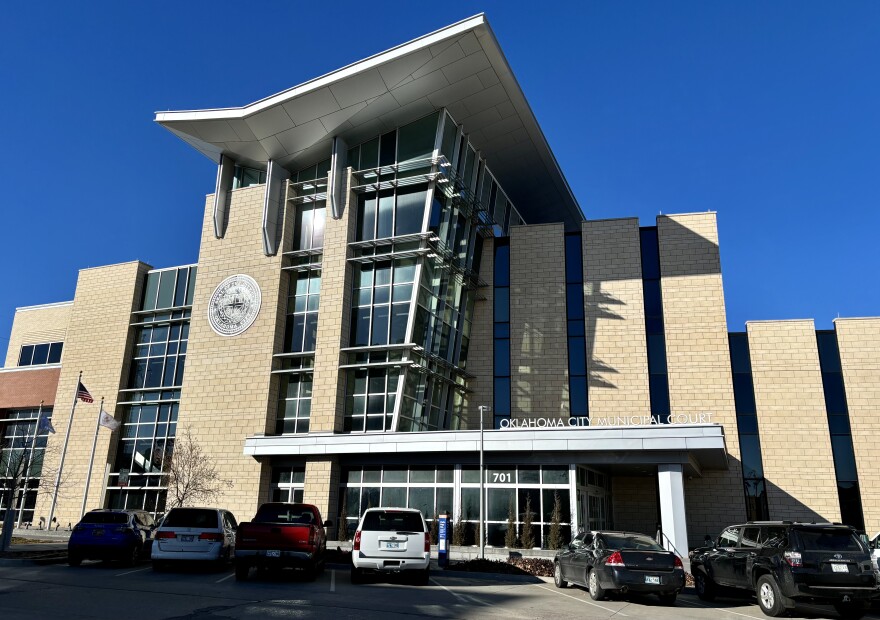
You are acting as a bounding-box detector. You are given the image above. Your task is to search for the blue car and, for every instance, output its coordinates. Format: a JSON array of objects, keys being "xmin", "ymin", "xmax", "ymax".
[{"xmin": 68, "ymin": 509, "xmax": 156, "ymax": 566}]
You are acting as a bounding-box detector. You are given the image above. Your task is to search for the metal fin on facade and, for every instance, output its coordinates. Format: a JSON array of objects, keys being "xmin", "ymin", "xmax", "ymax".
[
  {"xmin": 328, "ymin": 135, "xmax": 348, "ymax": 220},
  {"xmin": 212, "ymin": 154, "xmax": 234, "ymax": 238},
  {"xmin": 262, "ymin": 160, "xmax": 291, "ymax": 256}
]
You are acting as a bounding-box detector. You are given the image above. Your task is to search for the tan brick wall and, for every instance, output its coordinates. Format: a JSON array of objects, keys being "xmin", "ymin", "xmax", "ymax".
[
  {"xmin": 5, "ymin": 302, "xmax": 73, "ymax": 368},
  {"xmin": 612, "ymin": 476, "xmax": 658, "ymax": 535},
  {"xmin": 657, "ymin": 213, "xmax": 745, "ymax": 545},
  {"xmin": 34, "ymin": 261, "xmax": 150, "ymax": 527},
  {"xmin": 465, "ymin": 238, "xmax": 494, "ymax": 428},
  {"xmin": 176, "ymin": 185, "xmax": 288, "ymax": 522},
  {"xmin": 311, "ymin": 170, "xmax": 356, "ymax": 433},
  {"xmin": 748, "ymin": 320, "xmax": 840, "ymax": 522},
  {"xmin": 582, "ymin": 218, "xmax": 651, "ymax": 416},
  {"xmin": 303, "ymin": 458, "xmax": 340, "ymax": 524},
  {"xmin": 509, "ymin": 224, "xmax": 568, "ymax": 419},
  {"xmin": 835, "ymin": 318, "xmax": 880, "ymax": 533}
]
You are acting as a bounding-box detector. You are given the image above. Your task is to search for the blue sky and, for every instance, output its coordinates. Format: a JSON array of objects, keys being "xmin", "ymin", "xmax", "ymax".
[{"xmin": 1, "ymin": 1, "xmax": 878, "ymax": 357}]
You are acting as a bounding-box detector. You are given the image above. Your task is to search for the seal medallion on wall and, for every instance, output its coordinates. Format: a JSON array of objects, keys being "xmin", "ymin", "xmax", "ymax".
[{"xmin": 207, "ymin": 274, "xmax": 262, "ymax": 336}]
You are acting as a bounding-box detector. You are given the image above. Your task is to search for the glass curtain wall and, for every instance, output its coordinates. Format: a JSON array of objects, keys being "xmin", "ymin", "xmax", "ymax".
[
  {"xmin": 107, "ymin": 265, "xmax": 196, "ymax": 515},
  {"xmin": 344, "ymin": 109, "xmax": 522, "ymax": 433},
  {"xmin": 640, "ymin": 228, "xmax": 670, "ymax": 422},
  {"xmin": 0, "ymin": 408, "xmax": 53, "ymax": 524}
]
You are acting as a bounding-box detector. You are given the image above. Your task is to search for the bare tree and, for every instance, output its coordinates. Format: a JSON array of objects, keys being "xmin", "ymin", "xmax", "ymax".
[
  {"xmin": 547, "ymin": 491, "xmax": 564, "ymax": 550},
  {"xmin": 163, "ymin": 427, "xmax": 232, "ymax": 509}
]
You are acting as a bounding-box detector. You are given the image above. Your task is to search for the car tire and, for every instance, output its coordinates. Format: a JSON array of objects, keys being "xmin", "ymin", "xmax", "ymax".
[
  {"xmin": 68, "ymin": 553, "xmax": 82, "ymax": 567},
  {"xmin": 588, "ymin": 568, "xmax": 606, "ymax": 601},
  {"xmin": 756, "ymin": 575, "xmax": 785, "ymax": 617},
  {"xmin": 657, "ymin": 593, "xmax": 677, "ymax": 606},
  {"xmin": 833, "ymin": 602, "xmax": 867, "ymax": 620},
  {"xmin": 694, "ymin": 570, "xmax": 716, "ymax": 601},
  {"xmin": 304, "ymin": 561, "xmax": 318, "ymax": 581},
  {"xmin": 350, "ymin": 566, "xmax": 363, "ymax": 584},
  {"xmin": 553, "ymin": 561, "xmax": 568, "ymax": 588},
  {"xmin": 235, "ymin": 563, "xmax": 249, "ymax": 582},
  {"xmin": 416, "ymin": 568, "xmax": 430, "ymax": 586}
]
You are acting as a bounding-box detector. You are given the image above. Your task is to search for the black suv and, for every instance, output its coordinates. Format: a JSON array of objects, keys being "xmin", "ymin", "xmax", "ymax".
[{"xmin": 691, "ymin": 521, "xmax": 879, "ymax": 618}]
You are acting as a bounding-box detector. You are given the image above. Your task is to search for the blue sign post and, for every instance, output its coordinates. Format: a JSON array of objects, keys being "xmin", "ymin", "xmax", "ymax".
[{"xmin": 438, "ymin": 513, "xmax": 449, "ymax": 568}]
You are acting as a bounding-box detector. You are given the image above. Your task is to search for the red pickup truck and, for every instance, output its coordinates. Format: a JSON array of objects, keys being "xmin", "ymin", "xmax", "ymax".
[{"xmin": 234, "ymin": 502, "xmax": 330, "ymax": 581}]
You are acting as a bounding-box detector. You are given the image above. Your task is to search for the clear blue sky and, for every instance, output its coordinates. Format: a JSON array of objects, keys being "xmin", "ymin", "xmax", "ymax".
[{"xmin": 2, "ymin": 1, "xmax": 878, "ymax": 357}]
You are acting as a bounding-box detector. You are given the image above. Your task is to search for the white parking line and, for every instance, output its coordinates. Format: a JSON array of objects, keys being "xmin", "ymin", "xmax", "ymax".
[
  {"xmin": 330, "ymin": 569, "xmax": 335, "ymax": 593},
  {"xmin": 115, "ymin": 567, "xmax": 151, "ymax": 577},
  {"xmin": 535, "ymin": 585, "xmax": 629, "ymax": 617},
  {"xmin": 215, "ymin": 573, "xmax": 234, "ymax": 583},
  {"xmin": 677, "ymin": 597, "xmax": 763, "ymax": 619}
]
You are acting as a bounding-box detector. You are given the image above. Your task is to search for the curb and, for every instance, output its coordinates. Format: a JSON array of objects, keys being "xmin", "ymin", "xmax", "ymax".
[{"xmin": 0, "ymin": 554, "xmax": 67, "ymax": 567}]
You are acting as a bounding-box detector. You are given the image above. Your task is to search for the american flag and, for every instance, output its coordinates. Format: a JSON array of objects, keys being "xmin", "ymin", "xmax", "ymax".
[{"xmin": 76, "ymin": 381, "xmax": 94, "ymax": 403}]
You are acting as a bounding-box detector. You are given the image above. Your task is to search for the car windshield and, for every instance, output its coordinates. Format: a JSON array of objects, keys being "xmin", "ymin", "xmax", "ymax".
[
  {"xmin": 255, "ymin": 504, "xmax": 316, "ymax": 525},
  {"xmin": 80, "ymin": 512, "xmax": 129, "ymax": 524},
  {"xmin": 601, "ymin": 534, "xmax": 663, "ymax": 551},
  {"xmin": 162, "ymin": 508, "xmax": 219, "ymax": 528},
  {"xmin": 362, "ymin": 511, "xmax": 424, "ymax": 532},
  {"xmin": 796, "ymin": 529, "xmax": 864, "ymax": 552}
]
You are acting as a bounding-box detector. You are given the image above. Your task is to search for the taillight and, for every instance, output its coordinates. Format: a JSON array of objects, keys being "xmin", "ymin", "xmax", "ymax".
[
  {"xmin": 425, "ymin": 532, "xmax": 431, "ymax": 553},
  {"xmin": 156, "ymin": 531, "xmax": 176, "ymax": 539},
  {"xmin": 309, "ymin": 528, "xmax": 316, "ymax": 547},
  {"xmin": 674, "ymin": 556, "xmax": 683, "ymax": 568},
  {"xmin": 784, "ymin": 551, "xmax": 803, "ymax": 567},
  {"xmin": 353, "ymin": 531, "xmax": 362, "ymax": 551},
  {"xmin": 113, "ymin": 526, "xmax": 133, "ymax": 534},
  {"xmin": 199, "ymin": 532, "xmax": 224, "ymax": 541},
  {"xmin": 605, "ymin": 551, "xmax": 625, "ymax": 567}
]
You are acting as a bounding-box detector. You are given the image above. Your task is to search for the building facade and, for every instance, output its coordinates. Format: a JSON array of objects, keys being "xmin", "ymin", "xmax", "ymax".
[{"xmin": 2, "ymin": 15, "xmax": 878, "ymax": 557}]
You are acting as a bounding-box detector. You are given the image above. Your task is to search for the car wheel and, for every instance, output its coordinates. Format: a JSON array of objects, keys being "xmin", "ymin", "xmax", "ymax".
[
  {"xmin": 553, "ymin": 562, "xmax": 568, "ymax": 588},
  {"xmin": 657, "ymin": 592, "xmax": 677, "ymax": 606},
  {"xmin": 833, "ymin": 601, "xmax": 867, "ymax": 620},
  {"xmin": 588, "ymin": 568, "xmax": 606, "ymax": 601},
  {"xmin": 304, "ymin": 561, "xmax": 318, "ymax": 581},
  {"xmin": 350, "ymin": 566, "xmax": 363, "ymax": 584},
  {"xmin": 415, "ymin": 568, "xmax": 430, "ymax": 586},
  {"xmin": 756, "ymin": 575, "xmax": 785, "ymax": 617},
  {"xmin": 235, "ymin": 563, "xmax": 249, "ymax": 582},
  {"xmin": 694, "ymin": 570, "xmax": 716, "ymax": 601},
  {"xmin": 68, "ymin": 553, "xmax": 82, "ymax": 567}
]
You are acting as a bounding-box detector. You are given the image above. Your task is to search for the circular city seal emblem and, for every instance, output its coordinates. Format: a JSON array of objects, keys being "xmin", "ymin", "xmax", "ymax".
[{"xmin": 207, "ymin": 274, "xmax": 262, "ymax": 336}]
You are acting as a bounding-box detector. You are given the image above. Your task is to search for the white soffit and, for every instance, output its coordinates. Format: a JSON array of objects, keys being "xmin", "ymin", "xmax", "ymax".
[{"xmin": 155, "ymin": 14, "xmax": 583, "ymax": 227}]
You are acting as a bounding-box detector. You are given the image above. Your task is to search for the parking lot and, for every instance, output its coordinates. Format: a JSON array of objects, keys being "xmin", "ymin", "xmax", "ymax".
[{"xmin": 1, "ymin": 561, "xmax": 879, "ymax": 620}]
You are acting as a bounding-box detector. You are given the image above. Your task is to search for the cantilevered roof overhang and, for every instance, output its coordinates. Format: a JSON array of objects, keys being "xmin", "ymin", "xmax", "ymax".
[{"xmin": 155, "ymin": 14, "xmax": 584, "ymax": 228}]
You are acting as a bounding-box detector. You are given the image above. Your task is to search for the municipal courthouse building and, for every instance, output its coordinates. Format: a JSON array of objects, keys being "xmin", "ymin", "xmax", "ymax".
[{"xmin": 2, "ymin": 15, "xmax": 878, "ymax": 557}]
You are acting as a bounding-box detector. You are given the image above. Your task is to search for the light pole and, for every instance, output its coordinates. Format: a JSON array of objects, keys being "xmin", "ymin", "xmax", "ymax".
[{"xmin": 478, "ymin": 405, "xmax": 490, "ymax": 560}]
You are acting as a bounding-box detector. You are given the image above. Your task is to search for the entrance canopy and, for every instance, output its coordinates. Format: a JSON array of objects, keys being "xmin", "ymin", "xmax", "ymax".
[{"xmin": 244, "ymin": 423, "xmax": 729, "ymax": 478}]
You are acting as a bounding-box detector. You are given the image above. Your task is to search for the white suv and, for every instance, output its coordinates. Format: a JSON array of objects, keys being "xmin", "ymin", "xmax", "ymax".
[{"xmin": 351, "ymin": 507, "xmax": 430, "ymax": 585}]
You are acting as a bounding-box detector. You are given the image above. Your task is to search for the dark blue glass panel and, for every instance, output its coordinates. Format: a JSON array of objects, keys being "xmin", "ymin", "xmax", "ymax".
[
  {"xmin": 566, "ymin": 284, "xmax": 585, "ymax": 320},
  {"xmin": 352, "ymin": 308, "xmax": 371, "ymax": 346},
  {"xmin": 743, "ymin": 478, "xmax": 769, "ymax": 521},
  {"xmin": 493, "ymin": 377, "xmax": 511, "ymax": 414},
  {"xmin": 493, "ymin": 241, "xmax": 510, "ymax": 287},
  {"xmin": 47, "ymin": 342, "xmax": 63, "ymax": 364},
  {"xmin": 647, "ymin": 335, "xmax": 667, "ymax": 374},
  {"xmin": 379, "ymin": 130, "xmax": 397, "ymax": 166},
  {"xmin": 371, "ymin": 306, "xmax": 389, "ymax": 346},
  {"xmin": 361, "ymin": 138, "xmax": 379, "ymax": 169},
  {"xmin": 494, "ymin": 323, "xmax": 510, "ymax": 338},
  {"xmin": 821, "ymin": 372, "xmax": 848, "ymax": 415},
  {"xmin": 816, "ymin": 331, "xmax": 842, "ymax": 372},
  {"xmin": 831, "ymin": 435, "xmax": 859, "ymax": 481},
  {"xmin": 568, "ymin": 337, "xmax": 586, "ymax": 376},
  {"xmin": 649, "ymin": 374, "xmax": 670, "ymax": 417},
  {"xmin": 395, "ymin": 187, "xmax": 427, "ymax": 236},
  {"xmin": 732, "ymin": 374, "xmax": 757, "ymax": 414},
  {"xmin": 828, "ymin": 414, "xmax": 851, "ymax": 435},
  {"xmin": 642, "ymin": 279, "xmax": 663, "ymax": 319},
  {"xmin": 31, "ymin": 343, "xmax": 50, "ymax": 365},
  {"xmin": 494, "ymin": 288, "xmax": 509, "ymax": 323},
  {"xmin": 18, "ymin": 345, "xmax": 34, "ymax": 366},
  {"xmin": 739, "ymin": 434, "xmax": 765, "ymax": 479},
  {"xmin": 357, "ymin": 194, "xmax": 377, "ymax": 241},
  {"xmin": 736, "ymin": 414, "xmax": 759, "ymax": 434},
  {"xmin": 728, "ymin": 333, "xmax": 752, "ymax": 374},
  {"xmin": 837, "ymin": 481, "xmax": 865, "ymax": 531},
  {"xmin": 639, "ymin": 227, "xmax": 660, "ymax": 279},
  {"xmin": 494, "ymin": 338, "xmax": 510, "ymax": 377},
  {"xmin": 303, "ymin": 314, "xmax": 318, "ymax": 351},
  {"xmin": 569, "ymin": 377, "xmax": 588, "ymax": 416},
  {"xmin": 567, "ymin": 320, "xmax": 585, "ymax": 337},
  {"xmin": 390, "ymin": 304, "xmax": 409, "ymax": 345},
  {"xmin": 564, "ymin": 234, "xmax": 584, "ymax": 283},
  {"xmin": 645, "ymin": 316, "xmax": 664, "ymax": 335},
  {"xmin": 377, "ymin": 190, "xmax": 394, "ymax": 238},
  {"xmin": 173, "ymin": 268, "xmax": 188, "ymax": 307}
]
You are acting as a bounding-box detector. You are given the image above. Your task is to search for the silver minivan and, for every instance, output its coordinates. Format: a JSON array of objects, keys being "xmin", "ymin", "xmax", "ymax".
[
  {"xmin": 151, "ymin": 507, "xmax": 237, "ymax": 569},
  {"xmin": 351, "ymin": 507, "xmax": 430, "ymax": 585}
]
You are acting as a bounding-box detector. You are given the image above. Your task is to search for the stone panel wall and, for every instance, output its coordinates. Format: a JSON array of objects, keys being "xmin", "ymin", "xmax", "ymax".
[
  {"xmin": 748, "ymin": 320, "xmax": 841, "ymax": 522},
  {"xmin": 834, "ymin": 318, "xmax": 880, "ymax": 533},
  {"xmin": 612, "ymin": 475, "xmax": 658, "ymax": 535},
  {"xmin": 465, "ymin": 238, "xmax": 494, "ymax": 429},
  {"xmin": 5, "ymin": 303, "xmax": 73, "ymax": 368}
]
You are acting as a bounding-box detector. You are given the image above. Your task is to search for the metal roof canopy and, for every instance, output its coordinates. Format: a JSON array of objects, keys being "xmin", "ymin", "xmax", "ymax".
[{"xmin": 154, "ymin": 14, "xmax": 584, "ymax": 228}]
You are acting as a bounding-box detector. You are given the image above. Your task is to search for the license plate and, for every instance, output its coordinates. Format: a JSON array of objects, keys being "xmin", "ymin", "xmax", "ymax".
[
  {"xmin": 384, "ymin": 541, "xmax": 401, "ymax": 550},
  {"xmin": 266, "ymin": 550, "xmax": 281, "ymax": 558},
  {"xmin": 181, "ymin": 535, "xmax": 194, "ymax": 542},
  {"xmin": 645, "ymin": 575, "xmax": 661, "ymax": 585},
  {"xmin": 832, "ymin": 563, "xmax": 849, "ymax": 573}
]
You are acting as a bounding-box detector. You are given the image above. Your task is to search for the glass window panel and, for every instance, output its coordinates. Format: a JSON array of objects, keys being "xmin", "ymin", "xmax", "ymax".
[
  {"xmin": 363, "ymin": 468, "xmax": 381, "ymax": 483},
  {"xmin": 346, "ymin": 468, "xmax": 362, "ymax": 483},
  {"xmin": 728, "ymin": 333, "xmax": 752, "ymax": 373},
  {"xmin": 494, "ymin": 377, "xmax": 510, "ymax": 415},
  {"xmin": 157, "ymin": 271, "xmax": 175, "ymax": 309},
  {"xmin": 461, "ymin": 466, "xmax": 480, "ymax": 484},
  {"xmin": 360, "ymin": 138, "xmax": 379, "ymax": 169},
  {"xmin": 493, "ymin": 288, "xmax": 509, "ymax": 323},
  {"xmin": 822, "ymin": 372, "xmax": 848, "ymax": 414},
  {"xmin": 494, "ymin": 323, "xmax": 510, "ymax": 338},
  {"xmin": 142, "ymin": 272, "xmax": 160, "ymax": 311},
  {"xmin": 395, "ymin": 188, "xmax": 427, "ymax": 235},
  {"xmin": 568, "ymin": 337, "xmax": 586, "ymax": 376},
  {"xmin": 174, "ymin": 355, "xmax": 186, "ymax": 385},
  {"xmin": 649, "ymin": 374, "xmax": 670, "ymax": 416},
  {"xmin": 32, "ymin": 343, "xmax": 50, "ymax": 365},
  {"xmin": 517, "ymin": 488, "xmax": 540, "ymax": 522},
  {"xmin": 639, "ymin": 228, "xmax": 660, "ymax": 279},
  {"xmin": 410, "ymin": 468, "xmax": 434, "ymax": 483},
  {"xmin": 542, "ymin": 489, "xmax": 570, "ymax": 522},
  {"xmin": 162, "ymin": 358, "xmax": 177, "ymax": 386},
  {"xmin": 360, "ymin": 487, "xmax": 381, "ymax": 512},
  {"xmin": 739, "ymin": 434, "xmax": 765, "ymax": 479},
  {"xmin": 357, "ymin": 194, "xmax": 376, "ymax": 241},
  {"xmin": 736, "ymin": 415, "xmax": 759, "ymax": 434},
  {"xmin": 647, "ymin": 334, "xmax": 667, "ymax": 374},
  {"xmin": 837, "ymin": 481, "xmax": 865, "ymax": 531},
  {"xmin": 173, "ymin": 268, "xmax": 188, "ymax": 307},
  {"xmin": 379, "ymin": 130, "xmax": 397, "ymax": 166},
  {"xmin": 377, "ymin": 191, "xmax": 394, "ymax": 238},
  {"xmin": 409, "ymin": 487, "xmax": 434, "ymax": 517},
  {"xmin": 367, "ymin": 395, "xmax": 385, "ymax": 414},
  {"xmin": 383, "ymin": 467, "xmax": 407, "ymax": 483},
  {"xmin": 542, "ymin": 466, "xmax": 569, "ymax": 485},
  {"xmin": 352, "ymin": 308, "xmax": 371, "ymax": 346},
  {"xmin": 185, "ymin": 268, "xmax": 197, "ymax": 306},
  {"xmin": 390, "ymin": 304, "xmax": 409, "ymax": 345},
  {"xmin": 375, "ymin": 262, "xmax": 392, "ymax": 286},
  {"xmin": 296, "ymin": 206, "xmax": 314, "ymax": 250},
  {"xmin": 371, "ymin": 305, "xmax": 389, "ymax": 345},
  {"xmin": 732, "ymin": 374, "xmax": 757, "ymax": 414},
  {"xmin": 145, "ymin": 359, "xmax": 164, "ymax": 388},
  {"xmin": 460, "ymin": 488, "xmax": 480, "ymax": 521},
  {"xmin": 831, "ymin": 435, "xmax": 859, "ymax": 481},
  {"xmin": 312, "ymin": 206, "xmax": 326, "ymax": 248},
  {"xmin": 817, "ymin": 332, "xmax": 842, "ymax": 372},
  {"xmin": 436, "ymin": 487, "xmax": 453, "ymax": 516},
  {"xmin": 518, "ymin": 467, "xmax": 539, "ymax": 484},
  {"xmin": 382, "ymin": 486, "xmax": 406, "ymax": 508},
  {"xmin": 494, "ymin": 339, "xmax": 510, "ymax": 377},
  {"xmin": 437, "ymin": 467, "xmax": 453, "ymax": 483},
  {"xmin": 488, "ymin": 488, "xmax": 514, "ymax": 521},
  {"xmin": 18, "ymin": 345, "xmax": 34, "ymax": 366},
  {"xmin": 493, "ymin": 242, "xmax": 510, "ymax": 286},
  {"xmin": 828, "ymin": 414, "xmax": 851, "ymax": 435},
  {"xmin": 440, "ymin": 113, "xmax": 457, "ymax": 162},
  {"xmin": 398, "ymin": 112, "xmax": 438, "ymax": 163},
  {"xmin": 566, "ymin": 284, "xmax": 585, "ymax": 320},
  {"xmin": 643, "ymin": 279, "xmax": 663, "ymax": 318},
  {"xmin": 303, "ymin": 315, "xmax": 318, "ymax": 352},
  {"xmin": 47, "ymin": 342, "xmax": 63, "ymax": 364},
  {"xmin": 569, "ymin": 377, "xmax": 588, "ymax": 416},
  {"xmin": 564, "ymin": 234, "xmax": 584, "ymax": 283}
]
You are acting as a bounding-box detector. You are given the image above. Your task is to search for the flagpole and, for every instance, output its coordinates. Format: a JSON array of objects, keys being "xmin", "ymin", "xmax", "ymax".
[
  {"xmin": 48, "ymin": 370, "xmax": 82, "ymax": 530},
  {"xmin": 16, "ymin": 400, "xmax": 43, "ymax": 529},
  {"xmin": 80, "ymin": 397, "xmax": 104, "ymax": 519}
]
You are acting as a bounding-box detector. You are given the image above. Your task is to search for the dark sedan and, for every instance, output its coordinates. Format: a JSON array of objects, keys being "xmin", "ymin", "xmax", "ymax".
[{"xmin": 554, "ymin": 530, "xmax": 685, "ymax": 604}]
